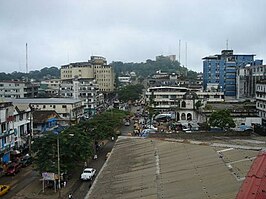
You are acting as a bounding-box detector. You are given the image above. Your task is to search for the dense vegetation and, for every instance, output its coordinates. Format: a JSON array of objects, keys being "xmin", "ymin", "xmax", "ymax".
[
  {"xmin": 0, "ymin": 57, "xmax": 198, "ymax": 81},
  {"xmin": 111, "ymin": 57, "xmax": 198, "ymax": 79},
  {"xmin": 0, "ymin": 67, "xmax": 60, "ymax": 81},
  {"xmin": 208, "ymin": 110, "xmax": 236, "ymax": 130},
  {"xmin": 32, "ymin": 109, "xmax": 129, "ymax": 175},
  {"xmin": 117, "ymin": 84, "xmax": 144, "ymax": 103}
]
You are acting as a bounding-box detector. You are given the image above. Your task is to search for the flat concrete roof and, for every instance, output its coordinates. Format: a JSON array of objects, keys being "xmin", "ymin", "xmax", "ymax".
[
  {"xmin": 6, "ymin": 98, "xmax": 82, "ymax": 104},
  {"xmin": 87, "ymin": 136, "xmax": 258, "ymax": 199}
]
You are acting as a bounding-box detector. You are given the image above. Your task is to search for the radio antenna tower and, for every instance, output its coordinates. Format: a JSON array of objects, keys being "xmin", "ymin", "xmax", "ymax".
[
  {"xmin": 26, "ymin": 43, "xmax": 28, "ymax": 74},
  {"xmin": 185, "ymin": 42, "xmax": 187, "ymax": 67},
  {"xmin": 178, "ymin": 40, "xmax": 181, "ymax": 65}
]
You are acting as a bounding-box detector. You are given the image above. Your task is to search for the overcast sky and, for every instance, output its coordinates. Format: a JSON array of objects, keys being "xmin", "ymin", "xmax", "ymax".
[{"xmin": 0, "ymin": 0, "xmax": 265, "ymax": 73}]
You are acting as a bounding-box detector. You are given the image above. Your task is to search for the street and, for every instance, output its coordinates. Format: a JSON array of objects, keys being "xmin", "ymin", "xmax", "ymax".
[
  {"xmin": 0, "ymin": 103, "xmax": 140, "ymax": 199},
  {"xmin": 71, "ymin": 140, "xmax": 116, "ymax": 199},
  {"xmin": 0, "ymin": 120, "xmax": 135, "ymax": 199}
]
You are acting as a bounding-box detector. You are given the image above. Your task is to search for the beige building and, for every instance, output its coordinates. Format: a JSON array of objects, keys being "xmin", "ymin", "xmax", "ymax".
[
  {"xmin": 40, "ymin": 79, "xmax": 61, "ymax": 95},
  {"xmin": 61, "ymin": 56, "xmax": 115, "ymax": 92}
]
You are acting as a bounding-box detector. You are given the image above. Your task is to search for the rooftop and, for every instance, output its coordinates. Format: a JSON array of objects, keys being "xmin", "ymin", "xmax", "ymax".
[
  {"xmin": 6, "ymin": 98, "xmax": 82, "ymax": 104},
  {"xmin": 87, "ymin": 136, "xmax": 260, "ymax": 199}
]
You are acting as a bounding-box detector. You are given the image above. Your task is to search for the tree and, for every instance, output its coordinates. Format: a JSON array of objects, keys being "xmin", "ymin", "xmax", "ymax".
[
  {"xmin": 111, "ymin": 58, "xmax": 188, "ymax": 78},
  {"xmin": 32, "ymin": 128, "xmax": 93, "ymax": 174},
  {"xmin": 32, "ymin": 109, "xmax": 129, "ymax": 175},
  {"xmin": 0, "ymin": 67, "xmax": 60, "ymax": 81},
  {"xmin": 117, "ymin": 84, "xmax": 144, "ymax": 103},
  {"xmin": 195, "ymin": 100, "xmax": 203, "ymax": 110},
  {"xmin": 208, "ymin": 110, "xmax": 235, "ymax": 130}
]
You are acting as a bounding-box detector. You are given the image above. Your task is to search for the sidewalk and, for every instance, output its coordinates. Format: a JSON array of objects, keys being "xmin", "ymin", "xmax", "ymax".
[{"xmin": 11, "ymin": 140, "xmax": 112, "ymax": 199}]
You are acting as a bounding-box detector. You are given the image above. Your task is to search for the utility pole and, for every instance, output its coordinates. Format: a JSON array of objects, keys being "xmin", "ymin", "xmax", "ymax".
[
  {"xmin": 57, "ymin": 134, "xmax": 61, "ymax": 198},
  {"xmin": 29, "ymin": 106, "xmax": 34, "ymax": 156}
]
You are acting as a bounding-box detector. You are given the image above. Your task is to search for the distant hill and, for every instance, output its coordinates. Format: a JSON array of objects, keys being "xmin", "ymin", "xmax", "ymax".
[
  {"xmin": 0, "ymin": 67, "xmax": 60, "ymax": 81},
  {"xmin": 111, "ymin": 58, "xmax": 198, "ymax": 79},
  {"xmin": 0, "ymin": 58, "xmax": 198, "ymax": 81}
]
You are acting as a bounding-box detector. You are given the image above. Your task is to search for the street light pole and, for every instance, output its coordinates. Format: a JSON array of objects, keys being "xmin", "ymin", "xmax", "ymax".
[
  {"xmin": 29, "ymin": 109, "xmax": 34, "ymax": 155},
  {"xmin": 57, "ymin": 135, "xmax": 61, "ymax": 198}
]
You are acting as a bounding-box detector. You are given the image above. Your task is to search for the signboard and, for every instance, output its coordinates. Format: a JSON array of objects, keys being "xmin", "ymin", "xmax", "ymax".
[{"xmin": 42, "ymin": 172, "xmax": 55, "ymax": 181}]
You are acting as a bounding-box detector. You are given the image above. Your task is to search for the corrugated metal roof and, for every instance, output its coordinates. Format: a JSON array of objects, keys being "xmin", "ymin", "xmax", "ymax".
[
  {"xmin": 236, "ymin": 151, "xmax": 266, "ymax": 199},
  {"xmin": 87, "ymin": 137, "xmax": 244, "ymax": 199}
]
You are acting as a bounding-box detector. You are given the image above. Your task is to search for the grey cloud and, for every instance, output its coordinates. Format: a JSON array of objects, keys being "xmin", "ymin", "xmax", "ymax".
[{"xmin": 0, "ymin": 0, "xmax": 265, "ymax": 73}]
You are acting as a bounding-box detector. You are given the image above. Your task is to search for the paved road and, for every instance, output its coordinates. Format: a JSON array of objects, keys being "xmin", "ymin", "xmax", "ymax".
[
  {"xmin": 1, "ymin": 164, "xmax": 39, "ymax": 199},
  {"xmin": 71, "ymin": 140, "xmax": 116, "ymax": 199},
  {"xmin": 0, "ymin": 110, "xmax": 136, "ymax": 199}
]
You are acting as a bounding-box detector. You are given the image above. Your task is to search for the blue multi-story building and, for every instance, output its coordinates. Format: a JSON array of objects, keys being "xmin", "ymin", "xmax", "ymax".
[{"xmin": 203, "ymin": 50, "xmax": 263, "ymax": 97}]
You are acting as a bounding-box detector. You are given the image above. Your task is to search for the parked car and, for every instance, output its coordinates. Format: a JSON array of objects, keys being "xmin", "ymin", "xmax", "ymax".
[
  {"xmin": 80, "ymin": 168, "xmax": 96, "ymax": 181},
  {"xmin": 6, "ymin": 163, "xmax": 21, "ymax": 176},
  {"xmin": 124, "ymin": 121, "xmax": 130, "ymax": 126},
  {"xmin": 0, "ymin": 185, "xmax": 11, "ymax": 196},
  {"xmin": 20, "ymin": 155, "xmax": 33, "ymax": 167},
  {"xmin": 144, "ymin": 125, "xmax": 158, "ymax": 131}
]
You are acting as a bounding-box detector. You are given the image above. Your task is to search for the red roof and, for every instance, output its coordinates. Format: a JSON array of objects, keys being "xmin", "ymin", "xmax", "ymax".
[{"xmin": 236, "ymin": 151, "xmax": 266, "ymax": 199}]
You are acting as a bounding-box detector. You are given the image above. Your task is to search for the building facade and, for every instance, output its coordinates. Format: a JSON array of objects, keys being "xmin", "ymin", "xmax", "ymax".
[
  {"xmin": 61, "ymin": 56, "xmax": 115, "ymax": 92},
  {"xmin": 236, "ymin": 64, "xmax": 266, "ymax": 99},
  {"xmin": 0, "ymin": 101, "xmax": 15, "ymax": 164},
  {"xmin": 39, "ymin": 79, "xmax": 61, "ymax": 96},
  {"xmin": 0, "ymin": 101, "xmax": 31, "ymax": 164},
  {"xmin": 145, "ymin": 86, "xmax": 224, "ymax": 121},
  {"xmin": 8, "ymin": 98, "xmax": 84, "ymax": 125},
  {"xmin": 0, "ymin": 81, "xmax": 39, "ymax": 98},
  {"xmin": 256, "ymin": 80, "xmax": 266, "ymax": 125},
  {"xmin": 61, "ymin": 79, "xmax": 101, "ymax": 116},
  {"xmin": 203, "ymin": 50, "xmax": 263, "ymax": 97}
]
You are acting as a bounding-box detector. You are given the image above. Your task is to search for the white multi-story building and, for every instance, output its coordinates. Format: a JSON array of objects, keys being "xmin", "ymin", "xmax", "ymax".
[
  {"xmin": 61, "ymin": 79, "xmax": 101, "ymax": 116},
  {"xmin": 0, "ymin": 81, "xmax": 39, "ymax": 98},
  {"xmin": 236, "ymin": 64, "xmax": 266, "ymax": 99},
  {"xmin": 0, "ymin": 101, "xmax": 15, "ymax": 164},
  {"xmin": 145, "ymin": 86, "xmax": 224, "ymax": 121},
  {"xmin": 256, "ymin": 80, "xmax": 266, "ymax": 125},
  {"xmin": 0, "ymin": 101, "xmax": 31, "ymax": 164},
  {"xmin": 118, "ymin": 76, "xmax": 131, "ymax": 84},
  {"xmin": 61, "ymin": 56, "xmax": 115, "ymax": 92}
]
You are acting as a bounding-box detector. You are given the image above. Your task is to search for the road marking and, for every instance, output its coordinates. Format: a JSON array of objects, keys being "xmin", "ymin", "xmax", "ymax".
[
  {"xmin": 217, "ymin": 148, "xmax": 234, "ymax": 153},
  {"xmin": 226, "ymin": 157, "xmax": 256, "ymax": 165}
]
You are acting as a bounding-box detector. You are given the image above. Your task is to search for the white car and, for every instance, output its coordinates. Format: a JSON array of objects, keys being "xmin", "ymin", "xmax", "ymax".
[
  {"xmin": 80, "ymin": 168, "xmax": 96, "ymax": 181},
  {"xmin": 124, "ymin": 121, "xmax": 130, "ymax": 126},
  {"xmin": 145, "ymin": 125, "xmax": 158, "ymax": 131}
]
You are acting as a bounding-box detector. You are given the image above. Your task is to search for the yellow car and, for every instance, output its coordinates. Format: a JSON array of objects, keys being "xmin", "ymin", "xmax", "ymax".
[{"xmin": 0, "ymin": 185, "xmax": 11, "ymax": 196}]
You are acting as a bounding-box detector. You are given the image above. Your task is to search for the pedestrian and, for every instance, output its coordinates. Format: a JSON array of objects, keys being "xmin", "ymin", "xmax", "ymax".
[
  {"xmin": 84, "ymin": 161, "xmax": 87, "ymax": 168},
  {"xmin": 68, "ymin": 193, "xmax": 73, "ymax": 199},
  {"xmin": 94, "ymin": 154, "xmax": 98, "ymax": 160}
]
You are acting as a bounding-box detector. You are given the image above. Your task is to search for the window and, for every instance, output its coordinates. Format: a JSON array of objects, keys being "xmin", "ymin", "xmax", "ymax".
[{"xmin": 62, "ymin": 105, "xmax": 66, "ymax": 108}]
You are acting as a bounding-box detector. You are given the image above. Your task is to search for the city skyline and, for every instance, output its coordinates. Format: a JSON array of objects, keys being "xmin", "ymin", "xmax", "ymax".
[{"xmin": 0, "ymin": 0, "xmax": 266, "ymax": 73}]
